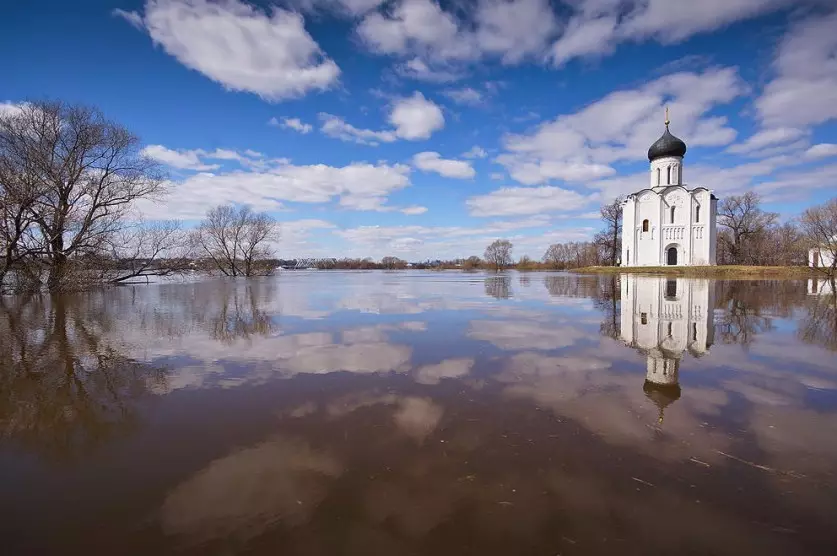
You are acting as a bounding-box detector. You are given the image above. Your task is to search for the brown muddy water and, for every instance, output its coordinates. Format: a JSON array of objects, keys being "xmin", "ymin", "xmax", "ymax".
[{"xmin": 1, "ymin": 271, "xmax": 836, "ymax": 555}]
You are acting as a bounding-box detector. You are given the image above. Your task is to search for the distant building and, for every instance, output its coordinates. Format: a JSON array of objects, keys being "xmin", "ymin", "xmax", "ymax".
[
  {"xmin": 620, "ymin": 275, "xmax": 715, "ymax": 423},
  {"xmin": 621, "ymin": 111, "xmax": 718, "ymax": 266},
  {"xmin": 808, "ymin": 245, "xmax": 835, "ymax": 269}
]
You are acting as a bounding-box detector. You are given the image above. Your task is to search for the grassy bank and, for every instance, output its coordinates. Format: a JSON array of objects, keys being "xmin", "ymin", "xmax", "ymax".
[{"xmin": 571, "ymin": 265, "xmax": 821, "ymax": 278}]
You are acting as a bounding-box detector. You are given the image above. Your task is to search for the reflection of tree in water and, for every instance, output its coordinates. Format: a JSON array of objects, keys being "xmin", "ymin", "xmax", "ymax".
[
  {"xmin": 593, "ymin": 275, "xmax": 621, "ymax": 340},
  {"xmin": 206, "ymin": 282, "xmax": 274, "ymax": 343},
  {"xmin": 544, "ymin": 275, "xmax": 621, "ymax": 340},
  {"xmin": 518, "ymin": 273, "xmax": 531, "ymax": 287},
  {"xmin": 484, "ymin": 275, "xmax": 512, "ymax": 299},
  {"xmin": 714, "ymin": 281, "xmax": 805, "ymax": 346},
  {"xmin": 798, "ymin": 287, "xmax": 837, "ymax": 351},
  {"xmin": 0, "ymin": 295, "xmax": 167, "ymax": 461},
  {"xmin": 543, "ymin": 275, "xmax": 603, "ymax": 298}
]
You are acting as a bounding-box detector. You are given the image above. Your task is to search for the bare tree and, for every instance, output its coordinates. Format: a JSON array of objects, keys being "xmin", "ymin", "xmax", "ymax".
[
  {"xmin": 99, "ymin": 220, "xmax": 190, "ymax": 284},
  {"xmin": 462, "ymin": 255, "xmax": 482, "ymax": 270},
  {"xmin": 595, "ymin": 196, "xmax": 624, "ymax": 266},
  {"xmin": 381, "ymin": 256, "xmax": 407, "ymax": 269},
  {"xmin": 543, "ymin": 243, "xmax": 568, "ymax": 269},
  {"xmin": 484, "ymin": 239, "xmax": 512, "ymax": 271},
  {"xmin": 801, "ymin": 198, "xmax": 837, "ymax": 277},
  {"xmin": 192, "ymin": 205, "xmax": 278, "ymax": 277},
  {"xmin": 0, "ymin": 101, "xmax": 165, "ymax": 292},
  {"xmin": 0, "ymin": 128, "xmax": 43, "ymax": 290},
  {"xmin": 717, "ymin": 192, "xmax": 778, "ymax": 265}
]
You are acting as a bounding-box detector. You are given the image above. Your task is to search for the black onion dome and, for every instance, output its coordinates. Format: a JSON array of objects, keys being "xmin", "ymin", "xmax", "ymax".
[{"xmin": 648, "ymin": 125, "xmax": 687, "ymax": 161}]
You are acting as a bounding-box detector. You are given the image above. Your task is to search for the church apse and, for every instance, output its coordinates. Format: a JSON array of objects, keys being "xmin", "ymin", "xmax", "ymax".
[{"xmin": 619, "ymin": 275, "xmax": 715, "ymax": 423}]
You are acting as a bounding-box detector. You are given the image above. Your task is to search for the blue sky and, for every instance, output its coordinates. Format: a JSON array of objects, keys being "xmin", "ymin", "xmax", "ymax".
[{"xmin": 2, "ymin": 0, "xmax": 837, "ymax": 260}]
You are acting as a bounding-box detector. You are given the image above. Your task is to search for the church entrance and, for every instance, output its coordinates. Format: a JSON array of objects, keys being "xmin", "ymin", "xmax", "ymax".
[{"xmin": 667, "ymin": 246, "xmax": 678, "ymax": 266}]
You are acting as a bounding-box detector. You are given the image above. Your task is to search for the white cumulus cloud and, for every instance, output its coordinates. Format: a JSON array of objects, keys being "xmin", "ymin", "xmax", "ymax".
[
  {"xmin": 756, "ymin": 11, "xmax": 837, "ymax": 128},
  {"xmin": 117, "ymin": 0, "xmax": 340, "ymax": 101},
  {"xmin": 318, "ymin": 113, "xmax": 397, "ymax": 145},
  {"xmin": 443, "ymin": 87, "xmax": 483, "ymax": 105},
  {"xmin": 136, "ymin": 155, "xmax": 413, "ymax": 220},
  {"xmin": 497, "ymin": 67, "xmax": 745, "ymax": 185},
  {"xmin": 462, "ymin": 146, "xmax": 488, "ymax": 159},
  {"xmin": 317, "ymin": 92, "xmax": 443, "ymax": 145},
  {"xmin": 141, "ymin": 145, "xmax": 220, "ymax": 171},
  {"xmin": 388, "ymin": 92, "xmax": 445, "ymax": 140},
  {"xmin": 466, "ymin": 186, "xmax": 594, "ymax": 217},
  {"xmin": 270, "ymin": 117, "xmax": 313, "ymax": 134},
  {"xmin": 412, "ymin": 151, "xmax": 475, "ymax": 179}
]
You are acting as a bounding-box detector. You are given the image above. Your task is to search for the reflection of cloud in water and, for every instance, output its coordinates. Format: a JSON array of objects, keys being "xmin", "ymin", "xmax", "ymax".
[
  {"xmin": 393, "ymin": 398, "xmax": 444, "ymax": 442},
  {"xmin": 495, "ymin": 347, "xmax": 733, "ymax": 463},
  {"xmin": 414, "ymin": 358, "xmax": 474, "ymax": 385},
  {"xmin": 324, "ymin": 393, "xmax": 444, "ymax": 442},
  {"xmin": 468, "ymin": 320, "xmax": 586, "ymax": 351},
  {"xmin": 283, "ymin": 342, "xmax": 412, "ymax": 375},
  {"xmin": 160, "ymin": 436, "xmax": 342, "ymax": 543},
  {"xmin": 121, "ymin": 324, "xmax": 416, "ymax": 389}
]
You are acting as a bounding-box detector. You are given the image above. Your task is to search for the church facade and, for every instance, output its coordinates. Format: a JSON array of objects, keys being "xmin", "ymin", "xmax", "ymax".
[{"xmin": 621, "ymin": 118, "xmax": 718, "ymax": 266}]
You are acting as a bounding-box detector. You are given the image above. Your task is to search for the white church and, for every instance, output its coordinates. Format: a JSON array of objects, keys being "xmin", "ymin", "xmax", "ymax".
[
  {"xmin": 621, "ymin": 114, "xmax": 718, "ymax": 266},
  {"xmin": 619, "ymin": 275, "xmax": 715, "ymax": 423}
]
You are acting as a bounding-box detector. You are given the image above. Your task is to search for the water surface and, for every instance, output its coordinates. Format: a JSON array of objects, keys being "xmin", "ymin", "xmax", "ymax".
[{"xmin": 1, "ymin": 271, "xmax": 836, "ymax": 555}]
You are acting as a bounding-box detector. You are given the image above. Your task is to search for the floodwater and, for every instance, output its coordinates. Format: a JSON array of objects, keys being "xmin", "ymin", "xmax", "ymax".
[{"xmin": 1, "ymin": 272, "xmax": 836, "ymax": 556}]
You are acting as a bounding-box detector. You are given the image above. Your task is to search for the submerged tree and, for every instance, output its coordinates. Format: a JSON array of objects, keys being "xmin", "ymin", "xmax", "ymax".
[
  {"xmin": 192, "ymin": 204, "xmax": 279, "ymax": 277},
  {"xmin": 484, "ymin": 239, "xmax": 512, "ymax": 271},
  {"xmin": 381, "ymin": 256, "xmax": 407, "ymax": 270},
  {"xmin": 0, "ymin": 100, "xmax": 175, "ymax": 292}
]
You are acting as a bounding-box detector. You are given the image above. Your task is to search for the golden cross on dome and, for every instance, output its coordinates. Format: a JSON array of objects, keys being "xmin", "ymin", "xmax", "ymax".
[{"xmin": 665, "ymin": 106, "xmax": 670, "ymax": 127}]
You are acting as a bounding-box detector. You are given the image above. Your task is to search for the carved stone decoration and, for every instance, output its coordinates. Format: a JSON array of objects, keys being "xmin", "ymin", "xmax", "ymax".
[{"xmin": 666, "ymin": 191, "xmax": 686, "ymax": 207}]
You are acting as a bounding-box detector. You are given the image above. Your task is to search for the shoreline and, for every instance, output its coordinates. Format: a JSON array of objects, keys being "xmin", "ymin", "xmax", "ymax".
[{"xmin": 570, "ymin": 265, "xmax": 825, "ymax": 278}]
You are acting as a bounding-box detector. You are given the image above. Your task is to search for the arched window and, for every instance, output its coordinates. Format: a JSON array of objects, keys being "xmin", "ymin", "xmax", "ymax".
[
  {"xmin": 665, "ymin": 279, "xmax": 677, "ymax": 299},
  {"xmin": 670, "ymin": 206, "xmax": 676, "ymax": 224},
  {"xmin": 626, "ymin": 249, "xmax": 630, "ymax": 265},
  {"xmin": 656, "ymin": 168, "xmax": 660, "ymax": 186},
  {"xmin": 642, "ymin": 219, "xmax": 649, "ymax": 232},
  {"xmin": 678, "ymin": 166, "xmax": 682, "ymax": 184},
  {"xmin": 641, "ymin": 313, "xmax": 648, "ymax": 325},
  {"xmin": 667, "ymin": 166, "xmax": 671, "ymax": 184},
  {"xmin": 668, "ymin": 322, "xmax": 673, "ymax": 337},
  {"xmin": 695, "ymin": 205, "xmax": 700, "ymax": 223}
]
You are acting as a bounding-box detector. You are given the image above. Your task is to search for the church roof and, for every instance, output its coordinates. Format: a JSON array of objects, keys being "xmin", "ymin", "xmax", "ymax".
[
  {"xmin": 627, "ymin": 184, "xmax": 716, "ymax": 200},
  {"xmin": 648, "ymin": 124, "xmax": 687, "ymax": 161}
]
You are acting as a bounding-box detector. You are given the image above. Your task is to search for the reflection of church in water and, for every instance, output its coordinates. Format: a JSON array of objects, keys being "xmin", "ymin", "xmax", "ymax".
[{"xmin": 619, "ymin": 276, "xmax": 715, "ymax": 422}]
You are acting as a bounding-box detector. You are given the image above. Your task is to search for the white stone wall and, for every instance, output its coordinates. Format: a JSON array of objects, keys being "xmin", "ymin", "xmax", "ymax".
[
  {"xmin": 650, "ymin": 156, "xmax": 683, "ymax": 189},
  {"xmin": 622, "ymin": 187, "xmax": 717, "ymax": 266},
  {"xmin": 620, "ymin": 275, "xmax": 715, "ymax": 379},
  {"xmin": 809, "ymin": 248, "xmax": 836, "ymax": 268}
]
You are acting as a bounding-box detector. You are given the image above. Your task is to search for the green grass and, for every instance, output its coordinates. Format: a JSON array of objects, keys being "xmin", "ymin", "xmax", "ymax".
[{"xmin": 570, "ymin": 265, "xmax": 820, "ymax": 278}]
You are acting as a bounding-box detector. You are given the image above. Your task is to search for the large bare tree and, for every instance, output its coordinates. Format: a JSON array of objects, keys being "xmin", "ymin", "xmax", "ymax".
[
  {"xmin": 800, "ymin": 197, "xmax": 837, "ymax": 276},
  {"xmin": 484, "ymin": 239, "xmax": 512, "ymax": 271},
  {"xmin": 98, "ymin": 220, "xmax": 190, "ymax": 284},
  {"xmin": 192, "ymin": 204, "xmax": 279, "ymax": 277},
  {"xmin": 595, "ymin": 196, "xmax": 624, "ymax": 266},
  {"xmin": 0, "ymin": 101, "xmax": 166, "ymax": 291},
  {"xmin": 717, "ymin": 192, "xmax": 778, "ymax": 265}
]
